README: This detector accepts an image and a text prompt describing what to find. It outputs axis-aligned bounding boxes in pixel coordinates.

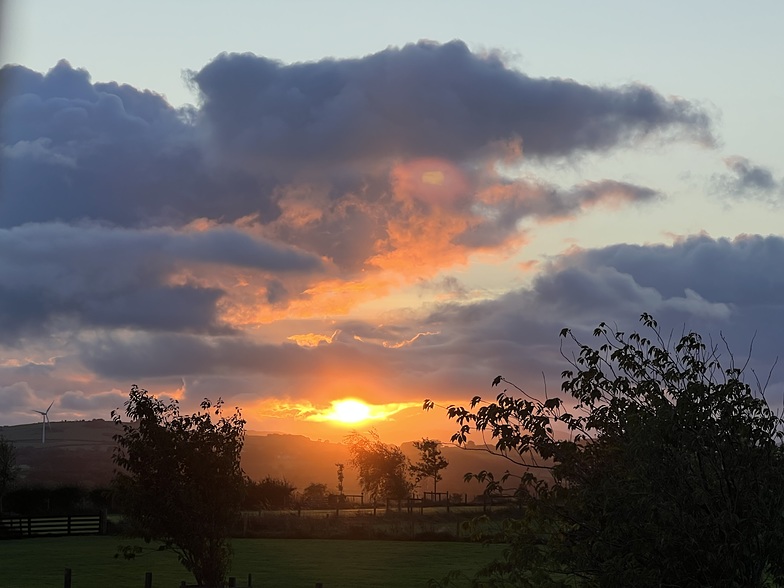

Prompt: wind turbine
[33,401,54,444]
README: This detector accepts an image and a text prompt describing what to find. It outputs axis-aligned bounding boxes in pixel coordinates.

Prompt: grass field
[0,536,506,588]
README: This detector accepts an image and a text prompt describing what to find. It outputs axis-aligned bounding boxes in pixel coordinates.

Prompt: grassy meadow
[0,535,506,588]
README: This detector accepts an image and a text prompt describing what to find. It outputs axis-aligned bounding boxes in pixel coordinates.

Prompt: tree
[243,476,296,510]
[409,438,448,496]
[346,430,411,502]
[0,433,18,514]
[428,314,784,587]
[335,462,345,497]
[112,385,246,588]
[301,482,330,508]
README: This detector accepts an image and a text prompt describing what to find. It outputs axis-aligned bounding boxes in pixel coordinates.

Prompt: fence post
[247,573,252,587]
[144,571,152,588]
[64,568,72,588]
[315,583,323,588]
[179,582,186,588]
[67,515,72,535]
[228,577,236,587]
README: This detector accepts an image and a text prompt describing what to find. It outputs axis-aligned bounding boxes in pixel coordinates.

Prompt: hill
[1,420,512,498]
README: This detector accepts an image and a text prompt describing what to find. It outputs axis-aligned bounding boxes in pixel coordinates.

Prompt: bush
[433,314,784,587]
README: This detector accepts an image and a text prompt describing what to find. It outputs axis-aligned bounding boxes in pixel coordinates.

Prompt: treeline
[2,485,112,515]
[1,476,324,516]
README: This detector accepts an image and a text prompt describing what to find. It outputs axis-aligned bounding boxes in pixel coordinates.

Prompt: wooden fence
[0,511,107,538]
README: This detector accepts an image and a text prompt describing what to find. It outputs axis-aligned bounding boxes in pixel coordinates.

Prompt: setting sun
[330,399,371,423]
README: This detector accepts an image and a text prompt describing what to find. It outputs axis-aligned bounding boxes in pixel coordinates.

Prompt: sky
[1,0,783,445]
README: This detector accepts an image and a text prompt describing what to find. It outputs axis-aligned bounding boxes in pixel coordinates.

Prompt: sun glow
[330,399,371,423]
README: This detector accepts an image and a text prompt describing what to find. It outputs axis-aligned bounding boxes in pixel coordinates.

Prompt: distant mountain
[1,420,519,498]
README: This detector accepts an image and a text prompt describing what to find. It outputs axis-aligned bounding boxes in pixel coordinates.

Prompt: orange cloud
[252,397,420,425]
[287,330,340,347]
[183,163,639,330]
[391,158,471,207]
[382,331,440,348]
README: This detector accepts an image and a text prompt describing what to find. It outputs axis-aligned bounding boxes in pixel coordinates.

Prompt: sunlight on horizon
[328,399,371,423]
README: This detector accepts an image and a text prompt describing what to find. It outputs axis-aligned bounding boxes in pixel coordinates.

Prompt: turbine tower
[33,400,54,444]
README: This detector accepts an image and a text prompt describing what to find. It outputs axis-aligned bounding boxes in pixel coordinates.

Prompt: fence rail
[0,512,106,538]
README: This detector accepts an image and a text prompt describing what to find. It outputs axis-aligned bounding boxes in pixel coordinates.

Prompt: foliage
[410,438,449,495]
[243,476,296,510]
[346,430,412,502]
[0,433,18,513]
[335,462,345,496]
[112,385,246,588]
[2,485,112,515]
[428,314,784,587]
[301,482,330,508]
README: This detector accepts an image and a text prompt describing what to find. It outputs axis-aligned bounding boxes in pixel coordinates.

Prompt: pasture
[0,535,506,588]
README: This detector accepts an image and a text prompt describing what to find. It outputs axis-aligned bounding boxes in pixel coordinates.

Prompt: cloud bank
[5,41,776,439]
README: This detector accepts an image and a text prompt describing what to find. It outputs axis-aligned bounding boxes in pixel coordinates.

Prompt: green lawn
[0,536,506,588]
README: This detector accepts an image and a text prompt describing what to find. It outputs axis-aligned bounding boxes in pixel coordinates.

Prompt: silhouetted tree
[0,433,18,514]
[301,482,329,508]
[409,438,448,496]
[335,462,345,497]
[429,314,784,587]
[346,430,411,502]
[243,476,296,510]
[112,385,245,588]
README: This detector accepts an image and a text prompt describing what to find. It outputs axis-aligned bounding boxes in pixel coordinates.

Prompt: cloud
[415,234,784,400]
[453,179,659,248]
[564,233,784,306]
[0,49,702,322]
[0,43,739,429]
[0,60,278,228]
[78,331,373,380]
[58,388,129,413]
[0,382,37,411]
[712,156,783,202]
[0,223,322,340]
[192,40,714,170]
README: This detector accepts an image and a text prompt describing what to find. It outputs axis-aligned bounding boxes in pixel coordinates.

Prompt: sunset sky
[1,0,783,445]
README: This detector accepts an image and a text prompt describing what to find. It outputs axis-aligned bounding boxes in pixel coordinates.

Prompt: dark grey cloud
[0,47,706,278]
[0,60,280,228]
[414,234,784,402]
[454,179,659,248]
[0,223,321,340]
[711,156,782,202]
[566,234,784,306]
[162,226,322,271]
[192,40,714,169]
[79,331,374,380]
